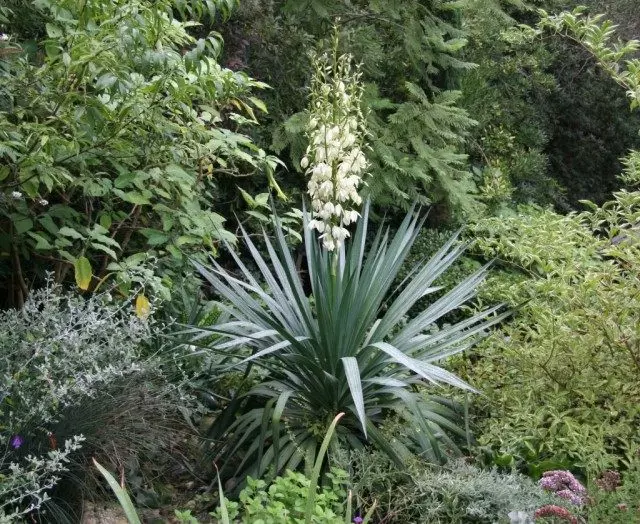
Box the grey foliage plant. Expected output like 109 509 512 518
189 201 508 479
0 281 148 519
342 449 558 524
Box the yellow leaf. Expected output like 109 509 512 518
74 256 92 291
135 294 151 319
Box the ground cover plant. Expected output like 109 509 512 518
342 449 565 523
0 281 189 521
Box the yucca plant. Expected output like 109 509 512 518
188 201 507 481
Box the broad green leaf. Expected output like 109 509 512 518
28 232 53 250
91 243 118 259
59 226 84 240
45 23 63 38
255 193 270 207
239 187 256 208
124 252 149 266
249 96 268 113
246 210 269 222
141 229 170 246
12 216 34 235
99 214 112 230
176 235 198 247
122 191 151 205
95 73 117 90
39 215 59 235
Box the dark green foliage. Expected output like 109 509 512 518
544 40 640 207
0 0 277 307
460 2 561 209
584 0 640 41
227 0 640 221
221 0 482 219
365 84 477 215
459 0 640 212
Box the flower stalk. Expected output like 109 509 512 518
303 34 368 253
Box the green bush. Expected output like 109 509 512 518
213 469 349 524
0 0 279 307
0 283 188 520
460 1 560 211
462 195 640 475
458 12 640 477
460 1 640 213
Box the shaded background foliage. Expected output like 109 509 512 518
218 0 482 222
461 0 640 212
215 0 640 218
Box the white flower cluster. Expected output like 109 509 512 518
303 49 368 251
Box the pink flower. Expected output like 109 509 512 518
534 505 578 523
539 470 586 505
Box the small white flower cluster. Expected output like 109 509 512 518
302 47 368 251
7 192 48 206
0 33 9 42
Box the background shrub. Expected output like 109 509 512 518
0 0 279 307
